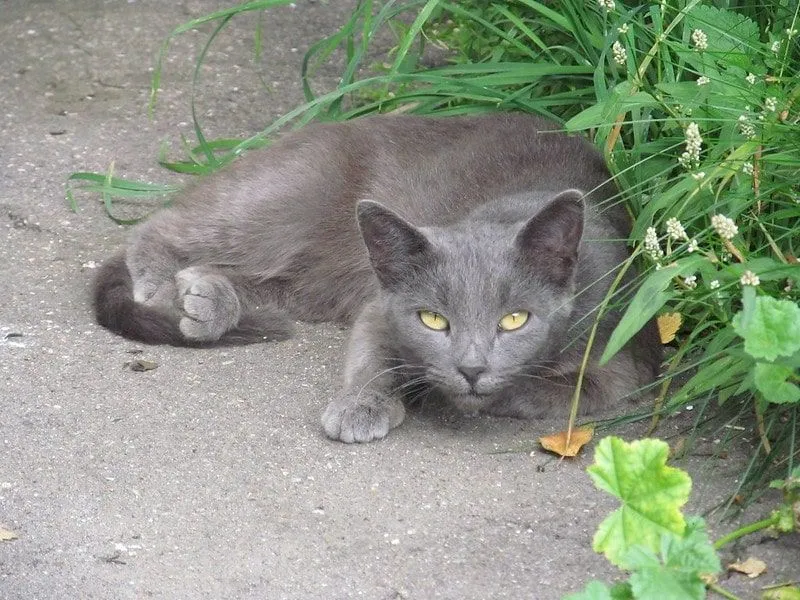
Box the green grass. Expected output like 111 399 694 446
70 0 800 510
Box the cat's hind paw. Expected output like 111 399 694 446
175 267 241 342
321 394 405 443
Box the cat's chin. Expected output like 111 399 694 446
447 392 493 414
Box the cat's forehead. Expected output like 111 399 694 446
417 223 539 311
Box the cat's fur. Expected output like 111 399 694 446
93 113 661 442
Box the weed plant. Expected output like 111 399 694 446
69 0 800 509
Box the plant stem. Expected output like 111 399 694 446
713 514 780 550
707 583 742 600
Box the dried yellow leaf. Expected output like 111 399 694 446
539 426 594 457
728 557 767 578
657 312 682 344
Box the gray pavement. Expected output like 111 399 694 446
1 1 798 599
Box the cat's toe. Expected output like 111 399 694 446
321 397 404 443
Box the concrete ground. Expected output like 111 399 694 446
1 1 797 599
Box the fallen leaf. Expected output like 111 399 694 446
539 425 594 457
0 525 18 542
728 556 767 578
657 312 682 344
126 359 158 372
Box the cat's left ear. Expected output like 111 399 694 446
514 189 585 286
357 200 432 289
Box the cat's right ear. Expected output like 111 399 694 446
357 200 431 289
514 189 585 287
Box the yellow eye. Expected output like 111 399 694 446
419 310 449 331
498 311 530 331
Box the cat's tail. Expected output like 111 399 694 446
92 253 294 346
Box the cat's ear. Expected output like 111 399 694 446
357 200 431 288
515 189 585 286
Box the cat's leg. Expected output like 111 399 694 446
321 303 405 443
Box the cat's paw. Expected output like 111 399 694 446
321 394 405 443
175 267 241 342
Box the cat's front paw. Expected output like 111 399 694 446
321 393 405 443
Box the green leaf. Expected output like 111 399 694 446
732 296 800 361
763 585 800 600
601 257 706 365
684 5 759 70
588 438 691 568
753 362 800 405
625 518 720 600
564 581 634 600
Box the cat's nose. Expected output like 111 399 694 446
458 365 486 386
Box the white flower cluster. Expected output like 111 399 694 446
740 270 760 287
665 217 688 241
742 162 754 175
612 41 627 65
738 114 756 138
683 275 698 289
678 122 702 169
598 0 616 10
692 29 708 51
711 214 738 240
697 75 710 86
745 72 757 85
644 226 664 260
764 97 777 112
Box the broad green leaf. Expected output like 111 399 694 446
753 362 800 404
625 518 719 600
600 257 706 365
661 516 721 575
684 6 759 70
588 437 691 568
732 296 800 361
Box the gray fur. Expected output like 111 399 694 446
93 113 661 442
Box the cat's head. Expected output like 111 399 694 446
357 192 585 413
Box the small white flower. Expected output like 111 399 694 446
612 41 627 65
696 75 710 86
678 122 703 169
764 97 777 112
684 275 698 289
771 40 781 53
742 162 754 175
740 270 760 287
738 114 756 138
598 0 616 10
786 28 798 38
644 226 664 260
687 239 699 253
692 29 708 51
665 217 688 241
711 214 738 240
710 279 720 289
618 23 629 34
745 72 757 85
692 171 706 181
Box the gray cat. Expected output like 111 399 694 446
93 113 661 442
